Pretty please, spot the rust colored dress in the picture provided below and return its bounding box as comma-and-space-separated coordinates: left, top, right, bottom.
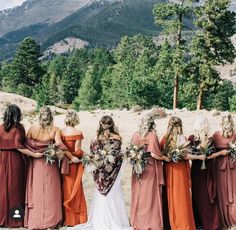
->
62, 134, 87, 226
213, 131, 236, 228
189, 135, 220, 230
130, 131, 164, 230
160, 135, 195, 230
24, 138, 68, 230
0, 124, 27, 227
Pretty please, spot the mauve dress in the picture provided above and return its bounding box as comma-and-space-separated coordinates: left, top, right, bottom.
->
62, 134, 87, 226
189, 135, 220, 230
130, 131, 164, 230
0, 124, 27, 227
24, 138, 69, 230
213, 131, 236, 228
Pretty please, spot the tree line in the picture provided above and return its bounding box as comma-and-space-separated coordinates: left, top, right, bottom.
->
0, 0, 236, 111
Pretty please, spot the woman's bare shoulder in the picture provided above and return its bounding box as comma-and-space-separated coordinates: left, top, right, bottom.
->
61, 126, 83, 136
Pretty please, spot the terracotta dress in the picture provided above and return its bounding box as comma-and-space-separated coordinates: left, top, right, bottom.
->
24, 138, 68, 230
160, 136, 195, 230
189, 135, 220, 230
0, 124, 27, 227
62, 134, 87, 226
130, 131, 164, 230
213, 131, 236, 228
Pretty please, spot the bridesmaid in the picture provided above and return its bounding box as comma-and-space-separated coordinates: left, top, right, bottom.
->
61, 110, 87, 226
130, 114, 170, 230
189, 117, 220, 230
160, 116, 205, 230
209, 112, 236, 228
0, 104, 42, 228
24, 106, 79, 229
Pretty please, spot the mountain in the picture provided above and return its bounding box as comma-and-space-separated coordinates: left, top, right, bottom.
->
0, 0, 99, 37
0, 0, 161, 60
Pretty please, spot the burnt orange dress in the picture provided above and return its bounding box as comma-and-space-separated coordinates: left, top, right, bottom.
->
160, 136, 195, 230
62, 134, 87, 226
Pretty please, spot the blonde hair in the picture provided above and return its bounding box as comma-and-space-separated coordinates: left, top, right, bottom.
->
220, 112, 234, 138
164, 116, 183, 155
194, 116, 210, 139
138, 113, 155, 138
65, 110, 80, 127
39, 106, 53, 129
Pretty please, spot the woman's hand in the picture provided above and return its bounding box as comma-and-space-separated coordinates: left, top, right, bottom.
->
198, 154, 206, 161
71, 156, 80, 163
221, 149, 229, 156
162, 156, 171, 162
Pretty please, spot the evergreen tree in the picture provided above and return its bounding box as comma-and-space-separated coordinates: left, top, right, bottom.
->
190, 0, 236, 109
2, 37, 43, 97
61, 55, 82, 104
73, 66, 100, 110
153, 40, 174, 108
153, 0, 193, 109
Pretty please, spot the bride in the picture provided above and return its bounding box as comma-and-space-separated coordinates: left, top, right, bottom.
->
67, 116, 133, 230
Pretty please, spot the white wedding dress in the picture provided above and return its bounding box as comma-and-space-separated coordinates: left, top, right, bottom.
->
67, 163, 133, 230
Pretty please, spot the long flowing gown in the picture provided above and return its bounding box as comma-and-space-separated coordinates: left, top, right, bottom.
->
24, 138, 68, 230
160, 135, 195, 230
189, 135, 220, 230
130, 131, 164, 230
62, 134, 87, 226
0, 124, 27, 227
213, 131, 236, 228
67, 139, 133, 230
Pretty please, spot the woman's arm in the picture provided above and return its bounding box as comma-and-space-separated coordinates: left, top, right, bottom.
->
207, 149, 228, 159
185, 153, 206, 161
151, 152, 171, 162
54, 127, 80, 163
17, 148, 43, 158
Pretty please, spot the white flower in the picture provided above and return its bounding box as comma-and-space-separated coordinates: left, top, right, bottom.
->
101, 150, 107, 156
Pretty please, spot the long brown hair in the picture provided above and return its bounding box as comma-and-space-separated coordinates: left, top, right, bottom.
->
3, 104, 22, 132
164, 116, 183, 154
97, 116, 119, 140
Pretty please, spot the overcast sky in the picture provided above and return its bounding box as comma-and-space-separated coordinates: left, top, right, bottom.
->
0, 0, 27, 11
0, 0, 236, 11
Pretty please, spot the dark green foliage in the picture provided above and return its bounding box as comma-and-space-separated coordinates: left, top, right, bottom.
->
101, 34, 159, 109
2, 37, 43, 97
205, 80, 234, 111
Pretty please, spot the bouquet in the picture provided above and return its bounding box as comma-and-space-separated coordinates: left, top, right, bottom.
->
81, 153, 99, 172
229, 141, 236, 162
124, 144, 150, 180
169, 135, 189, 163
44, 143, 64, 166
191, 139, 215, 169
82, 139, 122, 172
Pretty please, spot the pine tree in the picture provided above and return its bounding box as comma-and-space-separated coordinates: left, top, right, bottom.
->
2, 37, 43, 97
153, 0, 193, 109
73, 66, 100, 110
190, 0, 236, 109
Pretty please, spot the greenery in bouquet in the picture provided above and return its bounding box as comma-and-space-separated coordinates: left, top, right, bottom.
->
44, 143, 64, 166
190, 138, 215, 169
124, 144, 150, 180
81, 153, 99, 172
169, 135, 189, 163
229, 141, 236, 162
84, 139, 121, 172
